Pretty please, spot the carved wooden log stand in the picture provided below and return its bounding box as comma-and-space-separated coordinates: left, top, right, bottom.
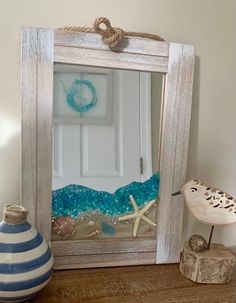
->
180, 242, 235, 284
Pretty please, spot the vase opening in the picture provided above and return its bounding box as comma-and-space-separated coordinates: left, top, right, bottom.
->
3, 204, 28, 224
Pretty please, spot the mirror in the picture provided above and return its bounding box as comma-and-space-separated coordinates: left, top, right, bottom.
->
51, 64, 163, 241
21, 27, 194, 268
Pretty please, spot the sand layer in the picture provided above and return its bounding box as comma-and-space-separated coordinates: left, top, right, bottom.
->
52, 202, 157, 241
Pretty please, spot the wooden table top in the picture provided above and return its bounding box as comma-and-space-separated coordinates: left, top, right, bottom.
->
33, 264, 236, 303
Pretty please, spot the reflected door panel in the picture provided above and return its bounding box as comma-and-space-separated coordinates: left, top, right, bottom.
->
53, 69, 145, 192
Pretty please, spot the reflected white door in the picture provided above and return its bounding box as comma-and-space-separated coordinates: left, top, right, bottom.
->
53, 69, 152, 192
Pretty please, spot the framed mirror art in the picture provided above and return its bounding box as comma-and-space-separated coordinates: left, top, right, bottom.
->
21, 20, 194, 269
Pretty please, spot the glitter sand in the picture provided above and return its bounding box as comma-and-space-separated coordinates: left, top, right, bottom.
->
52, 200, 158, 240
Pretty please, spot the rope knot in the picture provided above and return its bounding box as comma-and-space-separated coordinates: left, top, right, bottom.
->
93, 17, 124, 50
58, 17, 165, 52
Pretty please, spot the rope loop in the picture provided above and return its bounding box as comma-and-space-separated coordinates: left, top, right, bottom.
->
58, 17, 165, 51
93, 17, 124, 49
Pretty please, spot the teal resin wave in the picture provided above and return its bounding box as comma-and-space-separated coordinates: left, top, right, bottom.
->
52, 172, 160, 218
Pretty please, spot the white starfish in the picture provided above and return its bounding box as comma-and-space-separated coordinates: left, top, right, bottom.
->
118, 195, 157, 237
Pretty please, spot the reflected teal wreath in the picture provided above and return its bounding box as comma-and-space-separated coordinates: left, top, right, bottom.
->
61, 79, 97, 113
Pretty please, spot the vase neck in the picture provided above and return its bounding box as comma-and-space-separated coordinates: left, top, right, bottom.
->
3, 205, 28, 224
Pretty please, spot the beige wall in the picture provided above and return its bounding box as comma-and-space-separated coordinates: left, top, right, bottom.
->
0, 0, 236, 247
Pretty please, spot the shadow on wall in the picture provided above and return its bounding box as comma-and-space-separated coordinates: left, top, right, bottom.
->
187, 55, 200, 181
182, 57, 236, 249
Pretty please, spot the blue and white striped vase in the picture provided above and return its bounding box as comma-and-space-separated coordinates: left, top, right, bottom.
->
0, 205, 53, 302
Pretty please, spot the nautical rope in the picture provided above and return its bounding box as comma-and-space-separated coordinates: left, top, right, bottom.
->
58, 17, 165, 50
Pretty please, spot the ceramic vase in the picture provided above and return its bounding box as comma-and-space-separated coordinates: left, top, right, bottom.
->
0, 205, 53, 302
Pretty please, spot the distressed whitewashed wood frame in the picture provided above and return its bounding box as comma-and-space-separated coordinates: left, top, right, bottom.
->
21, 27, 194, 269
